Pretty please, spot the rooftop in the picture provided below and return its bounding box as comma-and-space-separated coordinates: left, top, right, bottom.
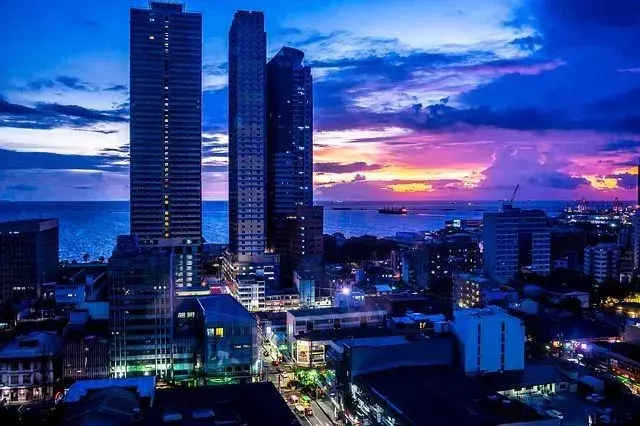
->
593, 341, 640, 363
0, 331, 61, 359
64, 376, 156, 403
357, 366, 549, 426
197, 295, 255, 323
0, 218, 58, 232
288, 306, 385, 318
146, 383, 299, 426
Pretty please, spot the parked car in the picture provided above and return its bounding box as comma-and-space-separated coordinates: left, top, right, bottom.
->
545, 410, 564, 420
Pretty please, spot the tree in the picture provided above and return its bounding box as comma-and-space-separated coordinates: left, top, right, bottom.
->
97, 256, 106, 263
82, 253, 90, 263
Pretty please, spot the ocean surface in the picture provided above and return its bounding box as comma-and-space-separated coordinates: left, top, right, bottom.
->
0, 200, 574, 261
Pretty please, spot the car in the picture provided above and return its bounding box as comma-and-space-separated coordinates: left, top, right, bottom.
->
586, 393, 605, 403
545, 410, 564, 420
304, 407, 314, 416
271, 360, 280, 366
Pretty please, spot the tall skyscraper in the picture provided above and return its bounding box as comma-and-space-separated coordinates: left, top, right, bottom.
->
266, 47, 314, 265
228, 11, 267, 257
483, 206, 550, 283
0, 219, 59, 303
129, 2, 203, 288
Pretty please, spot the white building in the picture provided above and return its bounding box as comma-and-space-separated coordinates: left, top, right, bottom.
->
223, 253, 279, 312
453, 306, 525, 374
0, 331, 61, 405
287, 307, 387, 343
584, 243, 621, 283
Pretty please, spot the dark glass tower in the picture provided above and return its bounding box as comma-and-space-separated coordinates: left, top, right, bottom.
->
228, 11, 267, 257
129, 2, 202, 288
267, 47, 315, 280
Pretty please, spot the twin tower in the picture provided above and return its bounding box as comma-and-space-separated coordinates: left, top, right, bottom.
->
129, 3, 321, 294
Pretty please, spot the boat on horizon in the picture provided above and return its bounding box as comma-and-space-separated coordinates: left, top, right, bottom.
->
378, 206, 408, 215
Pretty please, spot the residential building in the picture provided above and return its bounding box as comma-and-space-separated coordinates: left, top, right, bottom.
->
483, 207, 550, 283
0, 331, 61, 405
453, 306, 525, 374
129, 2, 203, 288
228, 10, 267, 257
584, 243, 621, 283
0, 219, 59, 303
198, 295, 259, 382
287, 205, 324, 275
266, 47, 315, 267
108, 235, 173, 378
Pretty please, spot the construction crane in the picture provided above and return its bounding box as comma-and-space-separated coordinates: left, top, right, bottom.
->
503, 184, 519, 209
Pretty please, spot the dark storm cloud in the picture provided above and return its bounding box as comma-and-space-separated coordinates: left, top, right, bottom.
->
527, 171, 590, 190
0, 98, 127, 130
603, 172, 637, 190
24, 75, 96, 92
600, 140, 640, 153
315, 162, 385, 173
0, 148, 125, 172
104, 84, 128, 93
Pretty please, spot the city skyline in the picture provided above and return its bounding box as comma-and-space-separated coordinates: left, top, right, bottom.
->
2, 0, 640, 202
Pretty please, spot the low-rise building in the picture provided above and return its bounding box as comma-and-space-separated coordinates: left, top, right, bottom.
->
264, 288, 300, 312
453, 306, 525, 374
0, 331, 61, 405
223, 253, 280, 311
198, 295, 259, 383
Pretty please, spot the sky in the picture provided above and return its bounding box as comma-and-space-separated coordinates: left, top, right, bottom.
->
1, 0, 640, 202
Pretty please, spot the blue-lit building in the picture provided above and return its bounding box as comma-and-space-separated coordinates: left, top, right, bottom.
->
109, 235, 173, 378
266, 47, 314, 264
198, 295, 259, 382
228, 11, 267, 257
129, 2, 203, 288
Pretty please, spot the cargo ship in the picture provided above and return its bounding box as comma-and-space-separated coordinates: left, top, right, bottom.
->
378, 206, 408, 215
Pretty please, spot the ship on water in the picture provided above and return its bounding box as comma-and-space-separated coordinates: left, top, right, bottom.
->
378, 206, 408, 215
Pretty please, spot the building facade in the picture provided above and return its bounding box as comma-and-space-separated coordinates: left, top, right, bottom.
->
453, 306, 525, 374
0, 219, 59, 303
198, 296, 258, 382
109, 235, 174, 378
0, 332, 61, 405
483, 207, 550, 283
266, 47, 314, 259
222, 253, 279, 312
129, 2, 203, 288
584, 243, 621, 283
228, 11, 267, 257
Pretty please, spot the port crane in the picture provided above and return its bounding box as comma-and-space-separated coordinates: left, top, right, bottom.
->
503, 184, 519, 209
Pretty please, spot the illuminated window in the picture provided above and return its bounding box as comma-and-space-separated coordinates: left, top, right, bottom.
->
149, 35, 155, 40
215, 327, 224, 337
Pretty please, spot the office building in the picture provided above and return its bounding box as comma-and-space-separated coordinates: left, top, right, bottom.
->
0, 219, 59, 303
453, 306, 525, 374
198, 295, 259, 382
483, 207, 550, 283
584, 243, 621, 283
0, 331, 61, 405
109, 235, 173, 378
129, 2, 203, 288
414, 233, 481, 288
266, 47, 314, 260
222, 252, 279, 312
228, 11, 267, 257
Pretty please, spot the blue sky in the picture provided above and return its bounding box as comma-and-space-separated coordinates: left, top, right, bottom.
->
2, 0, 640, 201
